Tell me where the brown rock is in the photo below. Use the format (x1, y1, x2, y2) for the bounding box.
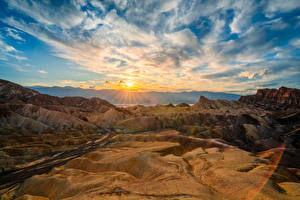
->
(278, 182, 300, 196)
(239, 86, 300, 106)
(0, 79, 39, 103)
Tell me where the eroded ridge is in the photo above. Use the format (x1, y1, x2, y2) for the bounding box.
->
(1, 131, 298, 200)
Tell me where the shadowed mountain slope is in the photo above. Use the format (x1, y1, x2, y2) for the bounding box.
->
(0, 79, 123, 132)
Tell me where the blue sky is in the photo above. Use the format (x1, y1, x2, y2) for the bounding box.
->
(0, 0, 300, 94)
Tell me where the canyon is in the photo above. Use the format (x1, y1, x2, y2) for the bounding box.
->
(0, 79, 299, 200)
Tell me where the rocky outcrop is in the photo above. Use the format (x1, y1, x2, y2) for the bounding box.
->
(239, 86, 300, 106)
(0, 104, 97, 131)
(193, 96, 247, 111)
(0, 79, 39, 103)
(116, 116, 162, 132)
(0, 79, 122, 132)
(0, 79, 114, 110)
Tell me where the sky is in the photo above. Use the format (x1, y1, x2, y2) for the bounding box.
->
(0, 0, 300, 94)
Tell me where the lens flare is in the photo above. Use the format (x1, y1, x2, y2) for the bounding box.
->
(247, 141, 286, 200)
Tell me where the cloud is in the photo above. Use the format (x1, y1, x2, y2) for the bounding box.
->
(291, 38, 300, 47)
(229, 0, 258, 34)
(90, 0, 105, 11)
(6, 28, 25, 41)
(264, 0, 300, 17)
(238, 69, 269, 79)
(164, 29, 198, 48)
(59, 80, 87, 87)
(4, 45, 18, 52)
(203, 17, 226, 43)
(0, 38, 27, 61)
(0, 40, 18, 52)
(6, 0, 87, 29)
(38, 70, 47, 74)
(1, 0, 300, 92)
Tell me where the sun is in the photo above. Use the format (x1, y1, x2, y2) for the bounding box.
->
(126, 81, 134, 87)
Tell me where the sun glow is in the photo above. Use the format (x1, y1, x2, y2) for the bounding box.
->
(126, 81, 134, 87)
(101, 78, 177, 92)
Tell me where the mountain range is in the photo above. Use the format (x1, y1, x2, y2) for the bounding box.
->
(28, 86, 241, 105)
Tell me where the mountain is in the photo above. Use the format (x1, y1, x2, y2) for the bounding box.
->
(0, 79, 122, 132)
(0, 79, 40, 103)
(240, 86, 300, 106)
(28, 85, 241, 105)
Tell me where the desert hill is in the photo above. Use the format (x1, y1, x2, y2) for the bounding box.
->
(0, 79, 125, 132)
(0, 79, 300, 200)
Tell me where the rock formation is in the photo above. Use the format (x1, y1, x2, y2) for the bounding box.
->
(0, 79, 39, 103)
(239, 86, 300, 107)
(0, 79, 123, 132)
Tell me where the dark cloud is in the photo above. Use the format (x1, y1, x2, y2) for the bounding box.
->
(201, 69, 241, 79)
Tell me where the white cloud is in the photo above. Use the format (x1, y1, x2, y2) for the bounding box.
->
(0, 39, 27, 61)
(0, 40, 18, 52)
(6, 0, 87, 29)
(164, 28, 198, 48)
(229, 0, 257, 34)
(5, 45, 18, 52)
(291, 38, 300, 47)
(38, 70, 48, 74)
(230, 13, 242, 33)
(204, 17, 225, 43)
(90, 0, 105, 11)
(113, 0, 128, 10)
(264, 0, 300, 16)
(238, 69, 269, 79)
(6, 28, 25, 41)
